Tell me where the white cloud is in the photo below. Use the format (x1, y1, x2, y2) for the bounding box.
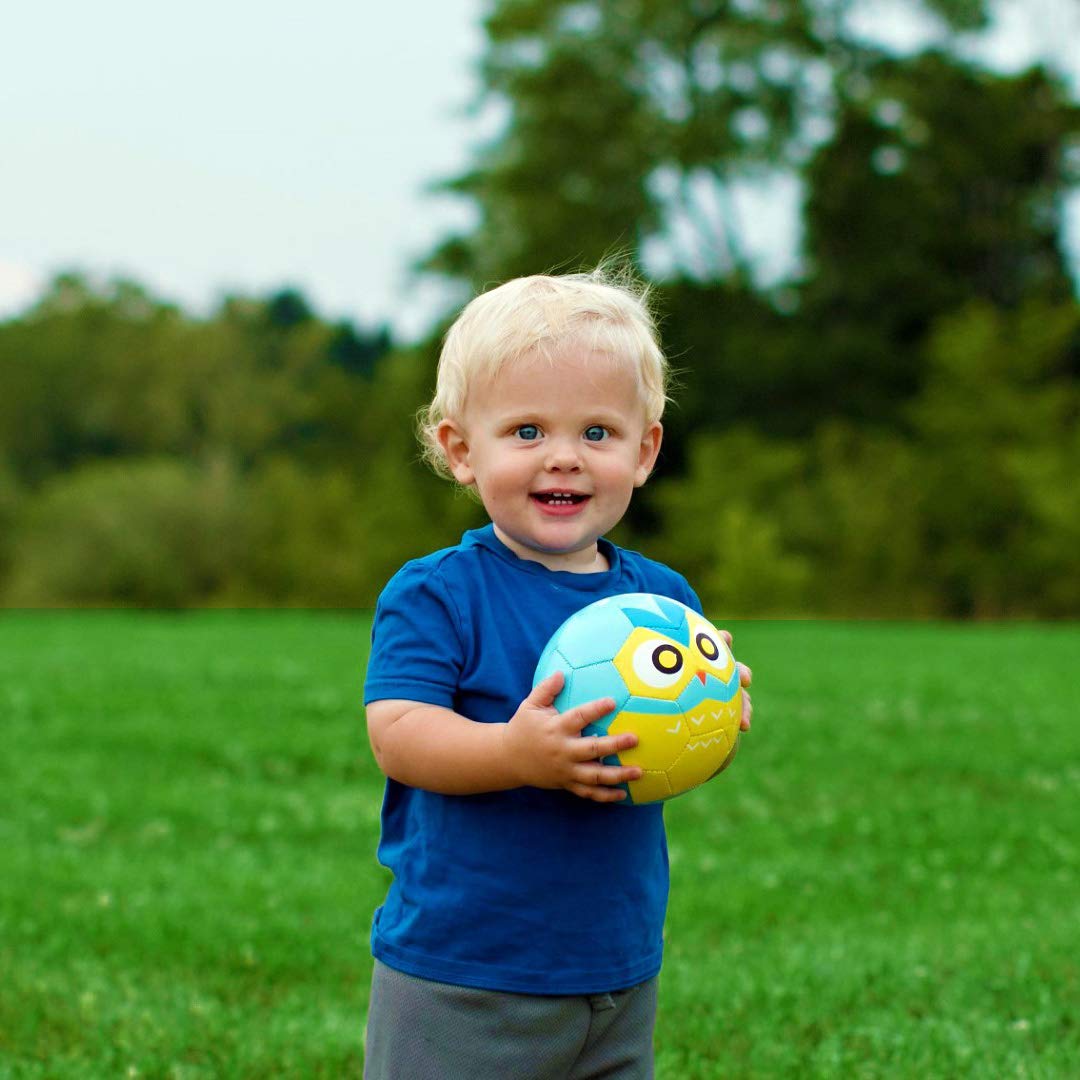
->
(962, 0, 1080, 91)
(0, 260, 43, 318)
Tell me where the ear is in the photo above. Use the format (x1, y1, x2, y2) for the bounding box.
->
(634, 421, 663, 487)
(436, 419, 475, 486)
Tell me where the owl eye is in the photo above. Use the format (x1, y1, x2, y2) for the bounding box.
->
(695, 632, 720, 661)
(694, 628, 730, 671)
(632, 639, 685, 689)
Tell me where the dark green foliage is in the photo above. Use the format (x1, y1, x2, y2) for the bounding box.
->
(641, 56, 1080, 439)
(427, 0, 1079, 436)
(0, 277, 481, 608)
(265, 288, 316, 329)
(427, 0, 1007, 291)
(2, 6, 1080, 615)
(807, 58, 1078, 313)
(326, 322, 391, 377)
(645, 304, 1080, 618)
(6, 458, 244, 608)
(911, 301, 1080, 615)
(0, 275, 392, 483)
(414, 0, 1080, 621)
(2, 277, 1079, 613)
(796, 55, 1080, 426)
(429, 0, 835, 285)
(652, 280, 801, 443)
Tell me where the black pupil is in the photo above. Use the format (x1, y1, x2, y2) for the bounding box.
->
(652, 646, 682, 674)
(696, 633, 719, 661)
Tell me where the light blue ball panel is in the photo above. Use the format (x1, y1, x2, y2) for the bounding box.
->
(614, 593, 692, 646)
(676, 666, 740, 713)
(622, 693, 683, 716)
(534, 635, 565, 679)
(557, 661, 629, 732)
(551, 603, 635, 668)
(533, 646, 571, 689)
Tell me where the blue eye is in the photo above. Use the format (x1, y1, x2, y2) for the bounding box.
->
(584, 425, 608, 442)
(516, 425, 540, 441)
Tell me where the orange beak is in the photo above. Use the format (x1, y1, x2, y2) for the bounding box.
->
(695, 669, 707, 685)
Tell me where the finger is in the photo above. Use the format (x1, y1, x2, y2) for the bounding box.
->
(528, 670, 565, 707)
(740, 691, 752, 732)
(738, 662, 752, 687)
(563, 696, 617, 732)
(572, 762, 642, 788)
(572, 731, 638, 761)
(720, 630, 733, 647)
(568, 782, 629, 803)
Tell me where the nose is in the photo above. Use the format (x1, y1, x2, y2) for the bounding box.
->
(544, 437, 583, 472)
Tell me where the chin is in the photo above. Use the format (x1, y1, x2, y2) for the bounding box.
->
(501, 523, 595, 557)
(528, 535, 591, 556)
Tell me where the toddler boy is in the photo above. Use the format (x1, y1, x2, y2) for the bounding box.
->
(362, 270, 751, 1078)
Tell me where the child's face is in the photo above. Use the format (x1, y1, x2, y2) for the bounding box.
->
(437, 345, 662, 571)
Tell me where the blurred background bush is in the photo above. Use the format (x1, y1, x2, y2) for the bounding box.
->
(3, 0, 1078, 615)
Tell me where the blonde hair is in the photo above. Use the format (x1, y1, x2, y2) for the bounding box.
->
(419, 267, 669, 478)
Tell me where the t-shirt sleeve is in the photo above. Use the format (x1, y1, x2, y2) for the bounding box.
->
(656, 564, 705, 616)
(680, 579, 705, 616)
(363, 562, 464, 708)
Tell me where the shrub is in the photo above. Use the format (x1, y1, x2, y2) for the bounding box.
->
(5, 458, 243, 607)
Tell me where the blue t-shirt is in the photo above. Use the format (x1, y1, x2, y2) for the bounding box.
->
(362, 525, 702, 995)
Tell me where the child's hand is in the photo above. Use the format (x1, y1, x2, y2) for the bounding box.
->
(503, 671, 642, 802)
(719, 630, 753, 732)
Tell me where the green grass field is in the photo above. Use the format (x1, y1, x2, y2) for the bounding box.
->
(2, 614, 1077, 1078)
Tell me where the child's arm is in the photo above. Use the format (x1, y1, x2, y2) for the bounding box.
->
(366, 670, 642, 802)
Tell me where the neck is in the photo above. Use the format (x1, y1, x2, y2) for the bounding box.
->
(492, 526, 609, 574)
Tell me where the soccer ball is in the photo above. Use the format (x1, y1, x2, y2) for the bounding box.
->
(533, 593, 743, 805)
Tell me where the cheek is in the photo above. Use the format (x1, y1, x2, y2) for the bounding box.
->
(475, 452, 529, 493)
(600, 449, 645, 486)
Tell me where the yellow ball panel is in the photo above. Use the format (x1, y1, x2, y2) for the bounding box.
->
(627, 771, 674, 804)
(609, 709, 693, 773)
(686, 612, 736, 681)
(683, 697, 741, 737)
(666, 728, 735, 795)
(610, 689, 743, 803)
(612, 628, 694, 700)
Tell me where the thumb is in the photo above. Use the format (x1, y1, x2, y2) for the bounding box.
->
(528, 669, 565, 707)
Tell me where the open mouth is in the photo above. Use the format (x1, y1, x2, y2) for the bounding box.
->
(530, 491, 590, 507)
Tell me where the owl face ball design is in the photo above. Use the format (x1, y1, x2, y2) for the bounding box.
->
(533, 593, 743, 804)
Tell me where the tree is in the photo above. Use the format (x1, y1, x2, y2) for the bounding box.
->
(0, 275, 396, 486)
(795, 54, 1080, 425)
(910, 298, 1080, 615)
(0, 274, 480, 606)
(425, 0, 1001, 289)
(420, 0, 1080, 448)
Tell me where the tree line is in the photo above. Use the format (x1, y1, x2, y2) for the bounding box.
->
(2, 1, 1079, 615)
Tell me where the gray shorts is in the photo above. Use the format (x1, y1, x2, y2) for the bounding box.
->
(363, 960, 658, 1080)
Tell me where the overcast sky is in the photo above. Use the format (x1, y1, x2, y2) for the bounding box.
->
(2, 0, 1078, 340)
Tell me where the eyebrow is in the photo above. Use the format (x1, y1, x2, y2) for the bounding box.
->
(497, 411, 627, 429)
